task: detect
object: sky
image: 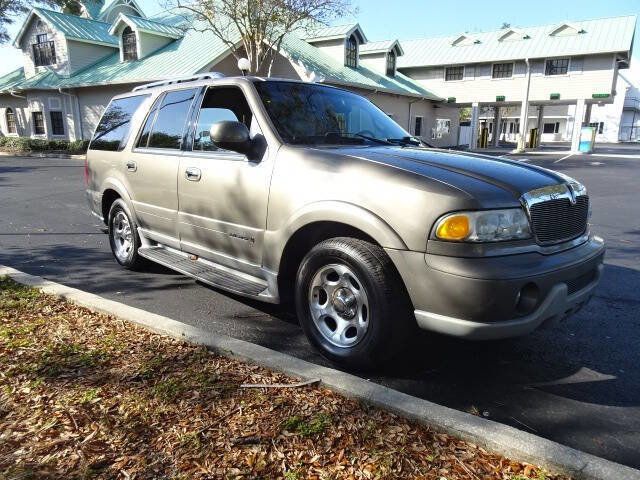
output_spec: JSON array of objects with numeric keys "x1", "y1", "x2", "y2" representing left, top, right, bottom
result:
[{"x1": 0, "y1": 0, "x2": 638, "y2": 77}]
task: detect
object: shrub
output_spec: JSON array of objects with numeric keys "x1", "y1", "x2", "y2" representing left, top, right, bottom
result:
[{"x1": 0, "y1": 137, "x2": 89, "y2": 154}]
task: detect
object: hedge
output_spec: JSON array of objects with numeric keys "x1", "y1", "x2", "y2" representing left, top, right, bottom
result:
[{"x1": 0, "y1": 137, "x2": 89, "y2": 154}]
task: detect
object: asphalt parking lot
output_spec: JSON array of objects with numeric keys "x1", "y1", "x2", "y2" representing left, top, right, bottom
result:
[{"x1": 1, "y1": 147, "x2": 639, "y2": 468}]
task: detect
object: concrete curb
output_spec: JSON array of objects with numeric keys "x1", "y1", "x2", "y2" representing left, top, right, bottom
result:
[
  {"x1": 1, "y1": 264, "x2": 638, "y2": 480},
  {"x1": 0, "y1": 151, "x2": 85, "y2": 160}
]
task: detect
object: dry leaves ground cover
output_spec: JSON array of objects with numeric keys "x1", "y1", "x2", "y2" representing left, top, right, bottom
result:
[{"x1": 0, "y1": 277, "x2": 570, "y2": 480}]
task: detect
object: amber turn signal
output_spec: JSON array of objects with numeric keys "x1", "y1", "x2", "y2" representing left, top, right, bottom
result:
[{"x1": 436, "y1": 214, "x2": 470, "y2": 241}]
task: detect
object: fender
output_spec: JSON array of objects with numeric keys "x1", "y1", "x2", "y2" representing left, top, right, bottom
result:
[
  {"x1": 263, "y1": 200, "x2": 408, "y2": 272},
  {"x1": 99, "y1": 176, "x2": 136, "y2": 220}
]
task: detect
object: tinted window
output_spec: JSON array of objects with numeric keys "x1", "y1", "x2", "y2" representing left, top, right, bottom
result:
[
  {"x1": 193, "y1": 87, "x2": 253, "y2": 151},
  {"x1": 148, "y1": 88, "x2": 197, "y2": 149},
  {"x1": 136, "y1": 97, "x2": 160, "y2": 148},
  {"x1": 90, "y1": 95, "x2": 148, "y2": 151}
]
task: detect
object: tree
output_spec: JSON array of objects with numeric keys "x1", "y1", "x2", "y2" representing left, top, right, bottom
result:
[
  {"x1": 0, "y1": 0, "x2": 81, "y2": 43},
  {"x1": 168, "y1": 0, "x2": 355, "y2": 75}
]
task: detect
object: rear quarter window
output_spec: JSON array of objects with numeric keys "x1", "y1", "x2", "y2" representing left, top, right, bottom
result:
[{"x1": 89, "y1": 94, "x2": 149, "y2": 151}]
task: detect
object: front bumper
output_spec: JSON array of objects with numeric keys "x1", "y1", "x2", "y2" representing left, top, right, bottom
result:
[{"x1": 386, "y1": 235, "x2": 605, "y2": 340}]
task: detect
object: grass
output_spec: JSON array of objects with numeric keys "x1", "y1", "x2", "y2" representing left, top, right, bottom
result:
[{"x1": 0, "y1": 276, "x2": 570, "y2": 480}]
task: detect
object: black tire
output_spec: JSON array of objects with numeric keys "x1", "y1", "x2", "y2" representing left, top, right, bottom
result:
[
  {"x1": 295, "y1": 237, "x2": 412, "y2": 370},
  {"x1": 107, "y1": 198, "x2": 146, "y2": 270}
]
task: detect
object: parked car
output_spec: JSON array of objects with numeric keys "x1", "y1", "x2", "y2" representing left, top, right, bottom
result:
[{"x1": 85, "y1": 74, "x2": 605, "y2": 368}]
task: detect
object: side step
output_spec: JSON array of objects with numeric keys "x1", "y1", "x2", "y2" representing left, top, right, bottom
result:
[{"x1": 138, "y1": 246, "x2": 273, "y2": 300}]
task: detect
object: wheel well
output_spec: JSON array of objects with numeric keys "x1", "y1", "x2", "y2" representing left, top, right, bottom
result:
[
  {"x1": 277, "y1": 221, "x2": 378, "y2": 305},
  {"x1": 101, "y1": 189, "x2": 121, "y2": 225}
]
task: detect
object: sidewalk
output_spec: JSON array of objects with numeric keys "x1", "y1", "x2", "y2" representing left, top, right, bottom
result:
[{"x1": 0, "y1": 276, "x2": 564, "y2": 479}]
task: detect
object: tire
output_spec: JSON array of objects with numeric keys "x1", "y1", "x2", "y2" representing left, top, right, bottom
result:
[
  {"x1": 107, "y1": 198, "x2": 146, "y2": 270},
  {"x1": 295, "y1": 237, "x2": 412, "y2": 370}
]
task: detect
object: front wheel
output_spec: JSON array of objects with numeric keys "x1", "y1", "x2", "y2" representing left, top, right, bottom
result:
[
  {"x1": 108, "y1": 198, "x2": 145, "y2": 270},
  {"x1": 295, "y1": 237, "x2": 412, "y2": 369}
]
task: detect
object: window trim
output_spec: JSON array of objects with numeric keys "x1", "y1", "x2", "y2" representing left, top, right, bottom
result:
[
  {"x1": 386, "y1": 51, "x2": 397, "y2": 77},
  {"x1": 122, "y1": 26, "x2": 138, "y2": 62},
  {"x1": 444, "y1": 65, "x2": 465, "y2": 82},
  {"x1": 5, "y1": 108, "x2": 17, "y2": 135},
  {"x1": 544, "y1": 57, "x2": 571, "y2": 77},
  {"x1": 32, "y1": 111, "x2": 46, "y2": 136},
  {"x1": 491, "y1": 62, "x2": 514, "y2": 79},
  {"x1": 49, "y1": 110, "x2": 65, "y2": 136},
  {"x1": 345, "y1": 34, "x2": 358, "y2": 69}
]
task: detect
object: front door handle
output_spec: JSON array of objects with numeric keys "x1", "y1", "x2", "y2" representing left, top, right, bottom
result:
[
  {"x1": 185, "y1": 167, "x2": 201, "y2": 182},
  {"x1": 126, "y1": 161, "x2": 137, "y2": 172}
]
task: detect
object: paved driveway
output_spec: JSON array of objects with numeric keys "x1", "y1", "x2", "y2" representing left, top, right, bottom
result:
[{"x1": 1, "y1": 150, "x2": 639, "y2": 468}]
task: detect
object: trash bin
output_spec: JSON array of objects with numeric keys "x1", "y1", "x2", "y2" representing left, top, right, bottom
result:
[{"x1": 579, "y1": 126, "x2": 596, "y2": 153}]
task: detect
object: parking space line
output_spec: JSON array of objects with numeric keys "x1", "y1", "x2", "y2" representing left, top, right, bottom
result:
[{"x1": 554, "y1": 154, "x2": 574, "y2": 164}]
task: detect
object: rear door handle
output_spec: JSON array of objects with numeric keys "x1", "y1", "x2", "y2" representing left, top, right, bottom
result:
[
  {"x1": 126, "y1": 161, "x2": 137, "y2": 172},
  {"x1": 185, "y1": 167, "x2": 201, "y2": 181}
]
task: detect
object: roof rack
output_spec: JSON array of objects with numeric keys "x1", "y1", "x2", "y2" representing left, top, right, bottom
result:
[{"x1": 132, "y1": 72, "x2": 226, "y2": 92}]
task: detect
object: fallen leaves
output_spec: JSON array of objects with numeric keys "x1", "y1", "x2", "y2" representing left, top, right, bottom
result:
[{"x1": 0, "y1": 277, "x2": 570, "y2": 479}]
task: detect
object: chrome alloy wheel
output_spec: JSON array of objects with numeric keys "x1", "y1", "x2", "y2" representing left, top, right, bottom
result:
[
  {"x1": 308, "y1": 264, "x2": 369, "y2": 348},
  {"x1": 112, "y1": 211, "x2": 133, "y2": 262}
]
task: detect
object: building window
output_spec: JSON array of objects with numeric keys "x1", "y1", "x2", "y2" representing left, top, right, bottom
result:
[
  {"x1": 589, "y1": 122, "x2": 604, "y2": 134},
  {"x1": 50, "y1": 111, "x2": 64, "y2": 135},
  {"x1": 345, "y1": 34, "x2": 358, "y2": 68},
  {"x1": 414, "y1": 116, "x2": 423, "y2": 137},
  {"x1": 32, "y1": 112, "x2": 45, "y2": 135},
  {"x1": 32, "y1": 33, "x2": 56, "y2": 67},
  {"x1": 445, "y1": 66, "x2": 464, "y2": 81},
  {"x1": 122, "y1": 26, "x2": 138, "y2": 62},
  {"x1": 492, "y1": 63, "x2": 513, "y2": 78},
  {"x1": 543, "y1": 122, "x2": 560, "y2": 134},
  {"x1": 545, "y1": 58, "x2": 570, "y2": 76},
  {"x1": 5, "y1": 108, "x2": 17, "y2": 134},
  {"x1": 386, "y1": 51, "x2": 396, "y2": 77}
]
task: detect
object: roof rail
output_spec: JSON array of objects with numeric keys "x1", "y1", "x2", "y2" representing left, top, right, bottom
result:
[{"x1": 132, "y1": 72, "x2": 226, "y2": 92}]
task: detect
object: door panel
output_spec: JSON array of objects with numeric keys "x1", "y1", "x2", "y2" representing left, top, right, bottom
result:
[{"x1": 177, "y1": 86, "x2": 271, "y2": 267}]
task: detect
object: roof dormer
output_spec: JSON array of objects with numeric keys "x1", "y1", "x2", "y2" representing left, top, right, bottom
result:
[
  {"x1": 549, "y1": 23, "x2": 586, "y2": 37},
  {"x1": 306, "y1": 23, "x2": 367, "y2": 67},
  {"x1": 498, "y1": 28, "x2": 530, "y2": 42},
  {"x1": 359, "y1": 40, "x2": 404, "y2": 77},
  {"x1": 451, "y1": 34, "x2": 481, "y2": 46},
  {"x1": 109, "y1": 13, "x2": 183, "y2": 62}
]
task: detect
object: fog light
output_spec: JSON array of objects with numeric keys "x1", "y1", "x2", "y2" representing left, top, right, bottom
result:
[{"x1": 515, "y1": 283, "x2": 539, "y2": 315}]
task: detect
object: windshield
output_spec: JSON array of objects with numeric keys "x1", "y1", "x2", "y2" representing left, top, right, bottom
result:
[{"x1": 253, "y1": 81, "x2": 415, "y2": 146}]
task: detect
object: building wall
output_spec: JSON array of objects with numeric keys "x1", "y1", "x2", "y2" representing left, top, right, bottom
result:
[
  {"x1": 306, "y1": 38, "x2": 347, "y2": 65},
  {"x1": 402, "y1": 54, "x2": 617, "y2": 104},
  {"x1": 67, "y1": 40, "x2": 117, "y2": 75},
  {"x1": 0, "y1": 95, "x2": 30, "y2": 137},
  {"x1": 19, "y1": 16, "x2": 69, "y2": 78},
  {"x1": 137, "y1": 31, "x2": 173, "y2": 59},
  {"x1": 360, "y1": 53, "x2": 387, "y2": 75}
]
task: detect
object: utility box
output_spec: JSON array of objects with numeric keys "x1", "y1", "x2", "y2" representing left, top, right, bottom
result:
[{"x1": 579, "y1": 126, "x2": 596, "y2": 153}]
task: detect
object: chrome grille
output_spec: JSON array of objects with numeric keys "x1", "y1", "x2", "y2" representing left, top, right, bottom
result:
[{"x1": 529, "y1": 195, "x2": 589, "y2": 244}]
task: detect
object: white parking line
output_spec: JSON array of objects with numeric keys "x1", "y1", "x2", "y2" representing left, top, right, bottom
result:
[{"x1": 554, "y1": 154, "x2": 574, "y2": 164}]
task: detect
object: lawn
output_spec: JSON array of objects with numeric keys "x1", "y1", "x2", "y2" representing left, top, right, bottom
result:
[{"x1": 0, "y1": 277, "x2": 569, "y2": 479}]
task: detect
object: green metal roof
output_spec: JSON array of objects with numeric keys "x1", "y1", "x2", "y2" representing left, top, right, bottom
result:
[
  {"x1": 398, "y1": 15, "x2": 637, "y2": 68},
  {"x1": 80, "y1": 0, "x2": 105, "y2": 19},
  {"x1": 0, "y1": 68, "x2": 27, "y2": 93},
  {"x1": 27, "y1": 8, "x2": 118, "y2": 46},
  {"x1": 110, "y1": 13, "x2": 184, "y2": 38},
  {"x1": 360, "y1": 40, "x2": 404, "y2": 56},
  {"x1": 306, "y1": 23, "x2": 367, "y2": 43}
]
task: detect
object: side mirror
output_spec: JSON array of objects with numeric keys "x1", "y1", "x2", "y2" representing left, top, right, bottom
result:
[{"x1": 210, "y1": 121, "x2": 252, "y2": 156}]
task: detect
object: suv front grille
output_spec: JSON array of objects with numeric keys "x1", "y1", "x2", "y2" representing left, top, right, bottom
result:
[
  {"x1": 566, "y1": 268, "x2": 597, "y2": 295},
  {"x1": 529, "y1": 195, "x2": 589, "y2": 245}
]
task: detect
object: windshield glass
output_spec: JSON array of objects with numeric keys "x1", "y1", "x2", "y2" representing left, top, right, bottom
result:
[{"x1": 253, "y1": 81, "x2": 412, "y2": 146}]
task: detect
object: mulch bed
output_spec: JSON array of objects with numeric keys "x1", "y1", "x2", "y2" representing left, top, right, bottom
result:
[{"x1": 0, "y1": 277, "x2": 569, "y2": 479}]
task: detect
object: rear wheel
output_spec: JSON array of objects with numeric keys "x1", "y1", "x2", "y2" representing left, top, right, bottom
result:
[
  {"x1": 295, "y1": 237, "x2": 412, "y2": 369},
  {"x1": 108, "y1": 198, "x2": 145, "y2": 270}
]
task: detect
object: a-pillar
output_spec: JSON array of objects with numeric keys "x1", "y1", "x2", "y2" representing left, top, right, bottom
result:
[
  {"x1": 469, "y1": 102, "x2": 479, "y2": 149},
  {"x1": 570, "y1": 99, "x2": 586, "y2": 153},
  {"x1": 492, "y1": 106, "x2": 502, "y2": 147}
]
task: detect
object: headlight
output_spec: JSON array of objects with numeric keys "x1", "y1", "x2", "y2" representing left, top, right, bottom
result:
[{"x1": 435, "y1": 208, "x2": 531, "y2": 242}]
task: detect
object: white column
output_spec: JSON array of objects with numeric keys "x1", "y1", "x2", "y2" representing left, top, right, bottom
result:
[
  {"x1": 535, "y1": 105, "x2": 544, "y2": 148},
  {"x1": 492, "y1": 107, "x2": 502, "y2": 147},
  {"x1": 514, "y1": 58, "x2": 532, "y2": 152},
  {"x1": 584, "y1": 103, "x2": 593, "y2": 125},
  {"x1": 570, "y1": 99, "x2": 586, "y2": 153},
  {"x1": 469, "y1": 102, "x2": 479, "y2": 149}
]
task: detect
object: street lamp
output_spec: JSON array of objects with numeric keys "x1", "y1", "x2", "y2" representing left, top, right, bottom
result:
[{"x1": 238, "y1": 58, "x2": 251, "y2": 76}]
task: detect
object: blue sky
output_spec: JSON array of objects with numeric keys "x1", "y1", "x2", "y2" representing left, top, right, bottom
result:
[{"x1": 0, "y1": 0, "x2": 637, "y2": 76}]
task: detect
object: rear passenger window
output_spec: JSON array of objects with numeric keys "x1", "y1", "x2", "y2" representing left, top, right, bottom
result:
[
  {"x1": 89, "y1": 95, "x2": 148, "y2": 151},
  {"x1": 146, "y1": 88, "x2": 197, "y2": 150}
]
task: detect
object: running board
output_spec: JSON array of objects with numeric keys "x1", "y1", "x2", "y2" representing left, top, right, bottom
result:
[{"x1": 138, "y1": 246, "x2": 275, "y2": 301}]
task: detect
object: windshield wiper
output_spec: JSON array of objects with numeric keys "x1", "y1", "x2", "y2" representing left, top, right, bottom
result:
[{"x1": 386, "y1": 136, "x2": 422, "y2": 147}]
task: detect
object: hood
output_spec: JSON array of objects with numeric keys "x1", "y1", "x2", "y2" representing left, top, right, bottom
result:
[{"x1": 318, "y1": 146, "x2": 564, "y2": 205}]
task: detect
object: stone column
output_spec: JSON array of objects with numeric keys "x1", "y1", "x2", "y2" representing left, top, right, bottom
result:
[
  {"x1": 469, "y1": 102, "x2": 479, "y2": 149},
  {"x1": 570, "y1": 99, "x2": 586, "y2": 153}
]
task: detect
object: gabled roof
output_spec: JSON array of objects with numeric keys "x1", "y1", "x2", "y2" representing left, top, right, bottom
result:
[
  {"x1": 14, "y1": 8, "x2": 118, "y2": 48},
  {"x1": 398, "y1": 15, "x2": 636, "y2": 68},
  {"x1": 306, "y1": 23, "x2": 367, "y2": 43},
  {"x1": 0, "y1": 68, "x2": 28, "y2": 93},
  {"x1": 497, "y1": 28, "x2": 528, "y2": 42},
  {"x1": 98, "y1": 0, "x2": 145, "y2": 21},
  {"x1": 80, "y1": 0, "x2": 105, "y2": 20},
  {"x1": 109, "y1": 13, "x2": 184, "y2": 38},
  {"x1": 360, "y1": 40, "x2": 404, "y2": 56},
  {"x1": 549, "y1": 22, "x2": 585, "y2": 36}
]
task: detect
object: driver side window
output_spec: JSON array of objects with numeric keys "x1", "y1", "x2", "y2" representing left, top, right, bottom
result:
[{"x1": 193, "y1": 86, "x2": 255, "y2": 152}]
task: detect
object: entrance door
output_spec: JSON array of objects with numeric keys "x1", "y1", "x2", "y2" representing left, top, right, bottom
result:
[
  {"x1": 127, "y1": 88, "x2": 198, "y2": 244},
  {"x1": 177, "y1": 85, "x2": 271, "y2": 268}
]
